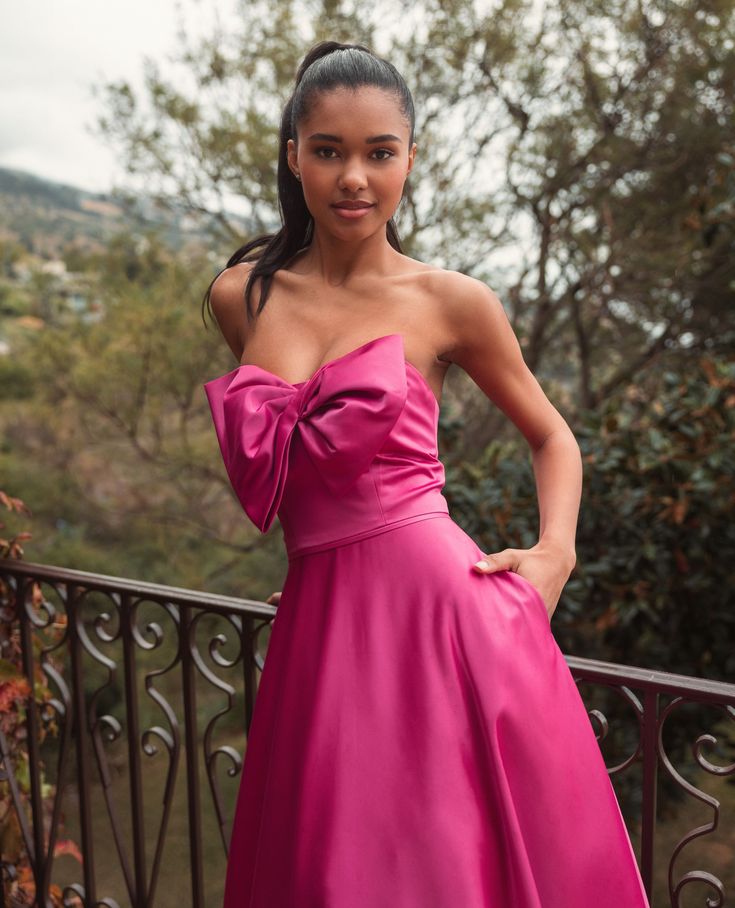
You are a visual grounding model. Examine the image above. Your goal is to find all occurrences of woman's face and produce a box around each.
[287,86,416,239]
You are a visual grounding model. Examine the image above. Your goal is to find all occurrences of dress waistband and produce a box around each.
[286,511,452,561]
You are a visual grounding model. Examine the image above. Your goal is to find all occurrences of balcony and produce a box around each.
[1,560,734,907]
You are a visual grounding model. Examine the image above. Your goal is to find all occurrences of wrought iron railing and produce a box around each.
[1,560,733,907]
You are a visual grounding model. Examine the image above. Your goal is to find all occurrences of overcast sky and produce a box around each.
[0,0,233,193]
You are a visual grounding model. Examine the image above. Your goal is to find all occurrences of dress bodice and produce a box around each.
[203,333,450,559]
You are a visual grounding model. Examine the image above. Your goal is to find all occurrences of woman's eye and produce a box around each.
[314,147,394,161]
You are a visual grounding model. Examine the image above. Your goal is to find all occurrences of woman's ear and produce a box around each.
[406,142,417,177]
[286,138,299,179]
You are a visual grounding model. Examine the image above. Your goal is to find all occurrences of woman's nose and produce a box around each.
[338,158,367,191]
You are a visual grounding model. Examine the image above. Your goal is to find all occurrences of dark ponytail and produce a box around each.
[202,40,415,327]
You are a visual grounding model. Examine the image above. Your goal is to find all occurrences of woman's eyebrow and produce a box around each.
[306,132,402,143]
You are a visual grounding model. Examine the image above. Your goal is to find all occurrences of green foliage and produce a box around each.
[443,353,735,681]
[0,355,34,400]
[575,354,735,679]
[2,228,286,599]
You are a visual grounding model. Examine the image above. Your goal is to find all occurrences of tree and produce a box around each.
[4,230,286,596]
[91,0,734,447]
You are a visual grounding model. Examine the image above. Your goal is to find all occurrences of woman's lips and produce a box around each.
[331,204,375,219]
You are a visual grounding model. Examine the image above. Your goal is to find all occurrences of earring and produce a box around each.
[295,173,302,181]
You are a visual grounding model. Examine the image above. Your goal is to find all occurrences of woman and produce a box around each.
[202,39,650,908]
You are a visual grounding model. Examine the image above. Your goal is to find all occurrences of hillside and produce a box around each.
[0,166,246,258]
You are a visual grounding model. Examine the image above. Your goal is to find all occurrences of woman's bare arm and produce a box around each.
[442,273,581,614]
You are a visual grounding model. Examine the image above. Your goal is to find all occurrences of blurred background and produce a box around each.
[1,0,733,904]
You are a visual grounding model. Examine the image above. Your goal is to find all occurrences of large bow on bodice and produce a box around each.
[203,334,408,533]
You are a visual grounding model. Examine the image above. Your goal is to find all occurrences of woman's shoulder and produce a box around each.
[400,258,501,322]
[210,261,256,305]
[395,260,508,365]
[430,265,494,298]
[397,253,491,293]
[209,261,258,359]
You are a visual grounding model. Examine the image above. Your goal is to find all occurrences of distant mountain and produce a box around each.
[0,167,98,212]
[0,166,250,258]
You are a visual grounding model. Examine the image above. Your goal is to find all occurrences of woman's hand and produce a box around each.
[266,591,282,606]
[472,541,576,619]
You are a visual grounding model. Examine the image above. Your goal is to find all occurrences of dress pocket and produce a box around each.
[510,571,550,622]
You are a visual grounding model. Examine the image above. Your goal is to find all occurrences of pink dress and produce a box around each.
[203,333,650,908]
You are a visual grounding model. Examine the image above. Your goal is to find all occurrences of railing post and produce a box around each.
[68,580,98,906]
[120,591,147,906]
[18,575,48,906]
[640,687,659,903]
[180,604,204,908]
[242,614,257,735]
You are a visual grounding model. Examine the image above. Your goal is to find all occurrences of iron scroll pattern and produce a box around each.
[1,561,734,907]
[0,561,275,908]
[565,656,735,907]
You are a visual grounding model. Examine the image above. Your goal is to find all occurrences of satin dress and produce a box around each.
[204,332,650,908]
